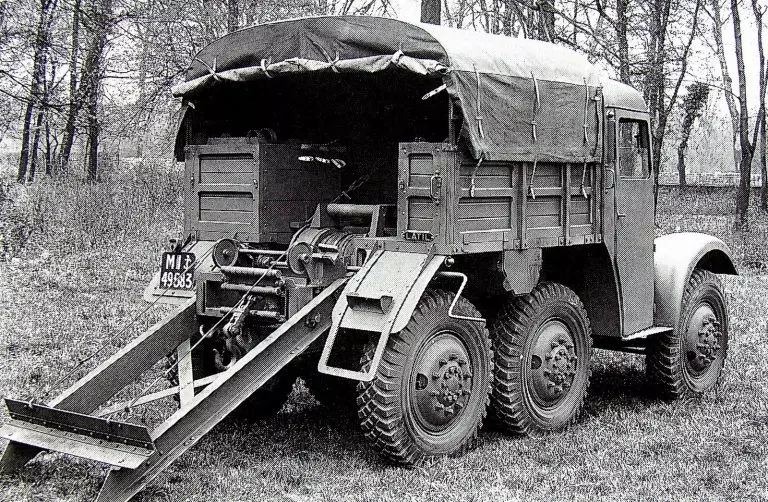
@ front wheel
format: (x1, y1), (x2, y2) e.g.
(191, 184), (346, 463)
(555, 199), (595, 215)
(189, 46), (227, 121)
(357, 289), (493, 465)
(490, 282), (592, 434)
(647, 269), (729, 397)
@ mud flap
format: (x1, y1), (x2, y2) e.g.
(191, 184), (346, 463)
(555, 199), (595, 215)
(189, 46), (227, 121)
(318, 250), (445, 382)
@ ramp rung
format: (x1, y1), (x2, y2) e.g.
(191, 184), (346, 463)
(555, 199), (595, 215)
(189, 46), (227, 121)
(0, 399), (154, 469)
(0, 420), (153, 469)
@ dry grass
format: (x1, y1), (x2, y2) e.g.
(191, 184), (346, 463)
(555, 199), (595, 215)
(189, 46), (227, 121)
(0, 182), (767, 501)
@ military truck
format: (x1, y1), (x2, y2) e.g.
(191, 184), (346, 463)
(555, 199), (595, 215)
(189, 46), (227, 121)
(0, 16), (736, 501)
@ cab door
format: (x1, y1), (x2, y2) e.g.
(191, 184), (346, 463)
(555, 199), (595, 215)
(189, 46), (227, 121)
(612, 113), (655, 334)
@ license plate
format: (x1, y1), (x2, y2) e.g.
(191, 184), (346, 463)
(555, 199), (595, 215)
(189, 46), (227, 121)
(159, 252), (196, 290)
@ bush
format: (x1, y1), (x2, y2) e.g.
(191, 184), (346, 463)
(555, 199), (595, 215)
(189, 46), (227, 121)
(0, 159), (183, 261)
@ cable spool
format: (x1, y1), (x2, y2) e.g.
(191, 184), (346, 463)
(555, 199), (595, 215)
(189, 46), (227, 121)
(213, 238), (241, 268)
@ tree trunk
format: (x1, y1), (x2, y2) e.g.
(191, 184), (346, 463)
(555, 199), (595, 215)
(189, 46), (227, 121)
(227, 0), (239, 33)
(135, 28), (148, 157)
(538, 0), (555, 42)
(58, 0), (81, 173)
(761, 109), (767, 211)
(29, 93), (45, 182)
(710, 0), (741, 174)
(732, 0), (753, 229)
(753, 0), (768, 212)
(17, 0), (55, 182)
(616, 0), (630, 84)
(677, 144), (687, 187)
(421, 0), (441, 24)
(83, 0), (112, 182)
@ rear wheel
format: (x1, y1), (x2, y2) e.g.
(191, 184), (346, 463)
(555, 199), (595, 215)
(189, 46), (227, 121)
(490, 282), (592, 434)
(647, 269), (728, 397)
(357, 289), (492, 465)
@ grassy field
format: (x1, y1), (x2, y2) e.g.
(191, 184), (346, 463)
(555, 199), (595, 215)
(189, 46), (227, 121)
(0, 182), (767, 501)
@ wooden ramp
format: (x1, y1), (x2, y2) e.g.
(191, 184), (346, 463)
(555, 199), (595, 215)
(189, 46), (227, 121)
(0, 279), (345, 502)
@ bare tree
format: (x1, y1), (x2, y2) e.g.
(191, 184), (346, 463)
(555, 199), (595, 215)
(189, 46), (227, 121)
(753, 0), (768, 211)
(58, 0), (82, 173)
(706, 0), (741, 175)
(17, 0), (58, 182)
(84, 0), (113, 181)
(730, 0), (765, 228)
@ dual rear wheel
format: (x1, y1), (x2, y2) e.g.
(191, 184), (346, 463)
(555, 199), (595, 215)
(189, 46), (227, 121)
(357, 283), (593, 464)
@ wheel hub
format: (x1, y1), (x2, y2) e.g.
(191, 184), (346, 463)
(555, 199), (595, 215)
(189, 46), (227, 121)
(530, 321), (578, 403)
(411, 333), (472, 430)
(686, 305), (722, 373)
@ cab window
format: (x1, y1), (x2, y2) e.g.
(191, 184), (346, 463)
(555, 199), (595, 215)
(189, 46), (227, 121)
(617, 120), (650, 179)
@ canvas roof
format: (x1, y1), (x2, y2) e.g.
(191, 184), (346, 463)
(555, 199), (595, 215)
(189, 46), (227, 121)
(174, 16), (647, 161)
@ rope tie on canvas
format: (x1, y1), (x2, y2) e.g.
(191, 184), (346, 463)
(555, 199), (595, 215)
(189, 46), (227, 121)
(528, 72), (541, 199)
(474, 65), (485, 140)
(260, 58), (273, 78)
(580, 77), (590, 199)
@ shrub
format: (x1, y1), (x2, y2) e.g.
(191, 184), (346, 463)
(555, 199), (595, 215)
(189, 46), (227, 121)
(0, 159), (183, 261)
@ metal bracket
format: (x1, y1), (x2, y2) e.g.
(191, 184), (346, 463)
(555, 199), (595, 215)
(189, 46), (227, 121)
(435, 271), (485, 323)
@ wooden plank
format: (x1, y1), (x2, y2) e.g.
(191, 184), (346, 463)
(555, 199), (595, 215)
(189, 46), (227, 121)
(462, 230), (507, 244)
(457, 198), (511, 219)
(527, 214), (561, 229)
(176, 339), (195, 407)
(458, 217), (511, 232)
(409, 154), (435, 175)
(459, 161), (513, 176)
(571, 212), (592, 226)
(199, 210), (254, 224)
(0, 300), (197, 474)
(527, 197), (562, 217)
(458, 175), (513, 190)
(198, 155), (254, 173)
(458, 187), (516, 198)
(407, 173), (432, 188)
(407, 217), (434, 232)
(571, 197), (591, 215)
(409, 200), (437, 219)
(199, 171), (252, 185)
(199, 194), (254, 212)
(95, 281), (345, 502)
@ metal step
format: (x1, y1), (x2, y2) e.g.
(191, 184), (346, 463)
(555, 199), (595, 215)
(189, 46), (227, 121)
(0, 399), (153, 469)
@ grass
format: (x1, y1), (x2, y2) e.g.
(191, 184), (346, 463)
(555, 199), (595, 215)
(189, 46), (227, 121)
(0, 181), (767, 501)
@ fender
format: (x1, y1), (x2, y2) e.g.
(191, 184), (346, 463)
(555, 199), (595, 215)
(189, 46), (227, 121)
(318, 250), (445, 381)
(654, 232), (737, 328)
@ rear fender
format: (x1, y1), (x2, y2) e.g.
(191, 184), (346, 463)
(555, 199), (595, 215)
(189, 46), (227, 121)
(654, 232), (737, 327)
(318, 250), (445, 381)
